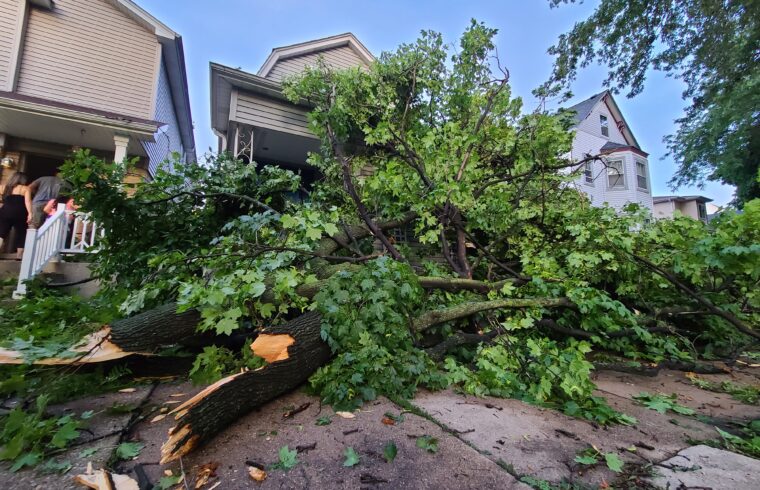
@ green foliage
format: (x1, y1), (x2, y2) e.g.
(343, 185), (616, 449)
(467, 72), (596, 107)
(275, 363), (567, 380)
(688, 374), (760, 405)
(0, 289), (118, 362)
(547, 0), (760, 204)
(310, 258), (446, 410)
(114, 441), (143, 461)
(714, 421), (760, 459)
(573, 447), (624, 473)
(271, 445), (298, 471)
(383, 442), (398, 463)
(415, 435), (439, 453)
(155, 474), (184, 489)
(315, 416), (332, 426)
(343, 447), (360, 467)
(633, 392), (695, 415)
(189, 341), (266, 385)
(0, 396), (89, 471)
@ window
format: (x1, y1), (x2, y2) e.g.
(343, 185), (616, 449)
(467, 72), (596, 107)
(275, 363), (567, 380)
(635, 160), (648, 190)
(584, 162), (594, 184)
(607, 159), (625, 189)
(600, 114), (609, 137)
(698, 203), (707, 222)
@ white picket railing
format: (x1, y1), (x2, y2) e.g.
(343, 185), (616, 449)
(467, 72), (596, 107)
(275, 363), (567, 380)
(13, 204), (103, 298)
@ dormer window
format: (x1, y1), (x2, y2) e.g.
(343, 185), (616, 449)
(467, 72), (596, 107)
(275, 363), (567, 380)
(600, 115), (609, 137)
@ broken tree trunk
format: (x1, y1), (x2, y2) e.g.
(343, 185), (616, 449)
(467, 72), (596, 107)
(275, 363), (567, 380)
(160, 310), (330, 463)
(0, 303), (201, 365)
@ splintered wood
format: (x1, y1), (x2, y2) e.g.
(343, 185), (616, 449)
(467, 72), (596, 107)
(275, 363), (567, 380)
(250, 333), (295, 363)
(0, 327), (134, 365)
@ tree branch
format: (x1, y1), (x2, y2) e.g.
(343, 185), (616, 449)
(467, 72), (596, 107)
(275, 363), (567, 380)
(413, 297), (574, 333)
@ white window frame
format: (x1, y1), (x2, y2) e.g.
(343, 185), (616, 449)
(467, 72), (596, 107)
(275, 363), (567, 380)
(600, 114), (609, 137)
(606, 159), (626, 190)
(583, 162), (594, 185)
(635, 159), (648, 191)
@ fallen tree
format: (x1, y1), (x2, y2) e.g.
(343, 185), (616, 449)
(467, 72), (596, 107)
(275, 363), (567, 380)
(4, 23), (757, 466)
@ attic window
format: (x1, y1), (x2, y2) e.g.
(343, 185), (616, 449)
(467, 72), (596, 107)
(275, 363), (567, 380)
(600, 115), (609, 137)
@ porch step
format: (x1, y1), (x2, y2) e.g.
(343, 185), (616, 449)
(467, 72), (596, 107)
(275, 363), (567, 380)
(0, 259), (21, 281)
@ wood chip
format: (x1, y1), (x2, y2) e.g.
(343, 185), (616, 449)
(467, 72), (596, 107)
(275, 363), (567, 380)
(118, 388), (137, 393)
(247, 466), (267, 482)
(74, 469), (139, 490)
(336, 411), (355, 419)
(151, 414), (167, 423)
(170, 393), (186, 397)
(163, 400), (183, 404)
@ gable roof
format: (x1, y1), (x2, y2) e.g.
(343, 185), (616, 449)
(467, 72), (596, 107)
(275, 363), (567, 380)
(257, 32), (374, 78)
(103, 0), (195, 161)
(567, 90), (641, 150)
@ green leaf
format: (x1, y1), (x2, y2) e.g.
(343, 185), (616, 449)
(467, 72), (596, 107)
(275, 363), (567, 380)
(343, 447), (360, 467)
(605, 453), (624, 472)
(416, 435), (439, 453)
(383, 442), (397, 463)
(78, 447), (99, 458)
(51, 422), (80, 448)
(10, 452), (41, 472)
(115, 441), (143, 461)
(274, 445), (298, 471)
(574, 455), (598, 465)
(156, 474), (184, 489)
(315, 416), (332, 426)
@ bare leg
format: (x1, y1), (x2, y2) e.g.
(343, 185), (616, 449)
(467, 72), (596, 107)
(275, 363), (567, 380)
(16, 247), (23, 260)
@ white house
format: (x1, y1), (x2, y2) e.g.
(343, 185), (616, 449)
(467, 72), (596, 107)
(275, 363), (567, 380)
(566, 91), (653, 212)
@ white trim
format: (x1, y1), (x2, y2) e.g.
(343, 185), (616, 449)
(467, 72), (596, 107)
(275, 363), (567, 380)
(257, 33), (374, 78)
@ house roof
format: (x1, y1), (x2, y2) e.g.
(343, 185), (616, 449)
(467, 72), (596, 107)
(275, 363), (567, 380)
(210, 62), (296, 137)
(105, 0), (196, 161)
(566, 90), (641, 150)
(653, 195), (713, 204)
(257, 32), (374, 78)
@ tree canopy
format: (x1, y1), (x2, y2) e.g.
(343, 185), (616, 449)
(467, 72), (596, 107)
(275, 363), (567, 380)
(545, 0), (760, 205)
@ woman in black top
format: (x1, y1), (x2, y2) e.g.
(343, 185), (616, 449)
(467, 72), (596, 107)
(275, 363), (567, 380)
(0, 172), (32, 259)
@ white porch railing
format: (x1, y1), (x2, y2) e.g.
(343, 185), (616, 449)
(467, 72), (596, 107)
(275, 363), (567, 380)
(13, 204), (103, 298)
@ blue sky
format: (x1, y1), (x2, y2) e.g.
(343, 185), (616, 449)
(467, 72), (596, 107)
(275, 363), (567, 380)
(137, 0), (735, 205)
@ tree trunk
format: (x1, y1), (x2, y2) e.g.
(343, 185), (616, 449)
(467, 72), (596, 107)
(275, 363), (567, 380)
(160, 310), (330, 463)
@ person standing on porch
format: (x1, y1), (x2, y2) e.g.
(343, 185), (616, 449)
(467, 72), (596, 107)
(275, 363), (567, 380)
(26, 171), (65, 229)
(0, 172), (32, 260)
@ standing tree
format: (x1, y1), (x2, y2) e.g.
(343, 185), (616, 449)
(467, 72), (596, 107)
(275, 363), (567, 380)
(545, 0), (760, 205)
(7, 22), (756, 464)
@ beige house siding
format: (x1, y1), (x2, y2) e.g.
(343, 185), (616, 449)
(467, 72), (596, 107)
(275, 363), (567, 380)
(265, 46), (368, 83)
(0, 0), (22, 90)
(233, 91), (315, 139)
(16, 0), (159, 119)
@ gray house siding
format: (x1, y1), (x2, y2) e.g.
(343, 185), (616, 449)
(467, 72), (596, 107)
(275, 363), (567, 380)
(265, 45), (368, 83)
(233, 91), (315, 139)
(0, 0), (21, 90)
(143, 59), (183, 176)
(16, 0), (159, 119)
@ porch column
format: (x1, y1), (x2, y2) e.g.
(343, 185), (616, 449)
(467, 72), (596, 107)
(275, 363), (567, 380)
(114, 134), (130, 163)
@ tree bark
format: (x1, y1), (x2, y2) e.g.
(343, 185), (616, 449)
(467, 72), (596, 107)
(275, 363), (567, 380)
(160, 310), (330, 463)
